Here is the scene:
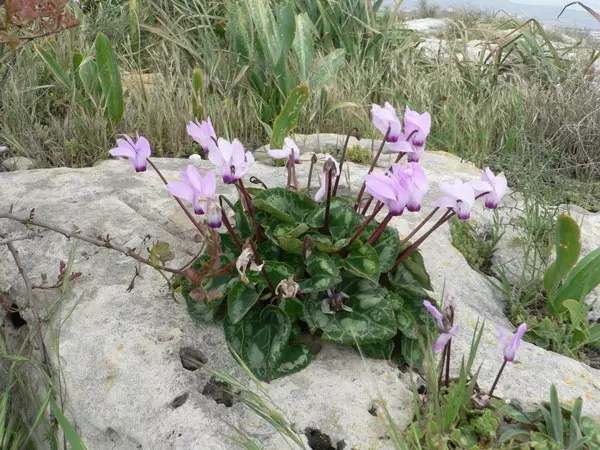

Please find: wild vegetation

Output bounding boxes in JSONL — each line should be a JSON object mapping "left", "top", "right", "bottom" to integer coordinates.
{"left": 2, "top": 0, "right": 600, "bottom": 449}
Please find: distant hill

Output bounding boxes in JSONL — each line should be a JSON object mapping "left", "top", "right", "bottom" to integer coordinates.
{"left": 396, "top": 0, "right": 600, "bottom": 30}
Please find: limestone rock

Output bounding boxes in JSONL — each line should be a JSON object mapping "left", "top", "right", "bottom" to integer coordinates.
{"left": 3, "top": 156, "right": 34, "bottom": 171}
{"left": 404, "top": 18, "right": 449, "bottom": 34}
{"left": 2, "top": 137, "right": 600, "bottom": 450}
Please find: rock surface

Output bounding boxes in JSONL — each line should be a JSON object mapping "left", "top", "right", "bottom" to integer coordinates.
{"left": 3, "top": 156, "right": 34, "bottom": 171}
{"left": 2, "top": 137, "right": 600, "bottom": 450}
{"left": 404, "top": 18, "right": 449, "bottom": 34}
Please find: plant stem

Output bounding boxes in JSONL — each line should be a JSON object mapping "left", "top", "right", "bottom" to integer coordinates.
{"left": 399, "top": 208, "right": 440, "bottom": 247}
{"left": 340, "top": 202, "right": 385, "bottom": 257}
{"left": 366, "top": 213, "right": 393, "bottom": 246}
{"left": 354, "top": 127, "right": 391, "bottom": 212}
{"left": 219, "top": 208, "right": 243, "bottom": 252}
{"left": 306, "top": 154, "right": 318, "bottom": 190}
{"left": 332, "top": 127, "right": 359, "bottom": 196}
{"left": 146, "top": 158, "right": 207, "bottom": 240}
{"left": 322, "top": 168, "right": 334, "bottom": 233}
{"left": 247, "top": 238, "right": 276, "bottom": 293}
{"left": 438, "top": 343, "right": 447, "bottom": 390}
{"left": 0, "top": 213, "right": 187, "bottom": 276}
{"left": 394, "top": 209, "right": 454, "bottom": 268}
{"left": 488, "top": 360, "right": 508, "bottom": 397}
{"left": 444, "top": 340, "right": 451, "bottom": 388}
{"left": 360, "top": 196, "right": 374, "bottom": 216}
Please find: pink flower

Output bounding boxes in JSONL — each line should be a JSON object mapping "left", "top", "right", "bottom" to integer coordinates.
{"left": 500, "top": 323, "right": 527, "bottom": 362}
{"left": 109, "top": 134, "right": 151, "bottom": 172}
{"left": 403, "top": 107, "right": 431, "bottom": 162}
{"left": 390, "top": 163, "right": 429, "bottom": 212}
{"left": 433, "top": 179, "right": 476, "bottom": 220}
{"left": 372, "top": 102, "right": 402, "bottom": 142}
{"left": 209, "top": 138, "right": 255, "bottom": 184}
{"left": 167, "top": 165, "right": 221, "bottom": 228}
{"left": 481, "top": 168, "right": 508, "bottom": 209}
{"left": 186, "top": 117, "right": 217, "bottom": 153}
{"left": 315, "top": 154, "right": 340, "bottom": 202}
{"left": 268, "top": 137, "right": 300, "bottom": 163}
{"left": 364, "top": 172, "right": 409, "bottom": 216}
{"left": 423, "top": 300, "right": 458, "bottom": 352}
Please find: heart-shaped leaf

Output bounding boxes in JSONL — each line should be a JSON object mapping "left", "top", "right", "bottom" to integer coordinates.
{"left": 303, "top": 278, "right": 395, "bottom": 345}
{"left": 234, "top": 199, "right": 254, "bottom": 240}
{"left": 343, "top": 244, "right": 381, "bottom": 282}
{"left": 307, "top": 197, "right": 357, "bottom": 240}
{"left": 227, "top": 281, "right": 260, "bottom": 324}
{"left": 298, "top": 275, "right": 341, "bottom": 294}
{"left": 253, "top": 188, "right": 316, "bottom": 223}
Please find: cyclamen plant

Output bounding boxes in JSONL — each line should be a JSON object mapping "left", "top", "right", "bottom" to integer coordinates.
{"left": 108, "top": 103, "right": 508, "bottom": 382}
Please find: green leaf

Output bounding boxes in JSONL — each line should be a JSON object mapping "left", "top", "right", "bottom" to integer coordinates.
{"left": 148, "top": 241, "right": 175, "bottom": 266}
{"left": 544, "top": 214, "right": 581, "bottom": 296}
{"left": 274, "top": 343, "right": 312, "bottom": 378}
{"left": 399, "top": 248, "right": 432, "bottom": 291}
{"left": 550, "top": 385, "right": 564, "bottom": 447}
{"left": 246, "top": 260, "right": 294, "bottom": 291}
{"left": 95, "top": 32, "right": 124, "bottom": 123}
{"left": 587, "top": 324, "right": 600, "bottom": 347}
{"left": 305, "top": 251, "right": 340, "bottom": 277}
{"left": 279, "top": 297, "right": 304, "bottom": 320}
{"left": 303, "top": 278, "right": 395, "bottom": 345}
{"left": 191, "top": 67, "right": 204, "bottom": 120}
{"left": 227, "top": 281, "right": 260, "bottom": 324}
{"left": 224, "top": 306, "right": 308, "bottom": 381}
{"left": 551, "top": 248, "right": 600, "bottom": 314}
{"left": 273, "top": 223, "right": 310, "bottom": 240}
{"left": 34, "top": 45, "right": 75, "bottom": 95}
{"left": 48, "top": 397, "right": 87, "bottom": 450}
{"left": 234, "top": 199, "right": 254, "bottom": 240}
{"left": 253, "top": 187, "right": 316, "bottom": 223}
{"left": 275, "top": 2, "right": 296, "bottom": 77}
{"left": 298, "top": 275, "right": 341, "bottom": 294}
{"left": 129, "top": 0, "right": 141, "bottom": 55}
{"left": 307, "top": 197, "right": 357, "bottom": 240}
{"left": 370, "top": 225, "right": 401, "bottom": 273}
{"left": 293, "top": 13, "right": 314, "bottom": 82}
{"left": 270, "top": 84, "right": 309, "bottom": 149}
{"left": 359, "top": 340, "right": 394, "bottom": 360}
{"left": 388, "top": 261, "right": 431, "bottom": 299}
{"left": 562, "top": 299, "right": 586, "bottom": 329}
{"left": 343, "top": 244, "right": 381, "bottom": 282}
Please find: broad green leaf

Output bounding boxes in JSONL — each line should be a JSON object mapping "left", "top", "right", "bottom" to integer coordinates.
{"left": 362, "top": 221, "right": 401, "bottom": 273}
{"left": 562, "top": 299, "right": 586, "bottom": 329}
{"left": 588, "top": 324, "right": 600, "bottom": 347}
{"left": 224, "top": 306, "right": 298, "bottom": 381}
{"left": 309, "top": 49, "right": 345, "bottom": 89}
{"left": 251, "top": 0, "right": 280, "bottom": 69}
{"left": 307, "top": 197, "right": 357, "bottom": 240}
{"left": 359, "top": 340, "right": 394, "bottom": 360}
{"left": 401, "top": 249, "right": 432, "bottom": 291}
{"left": 48, "top": 397, "right": 87, "bottom": 450}
{"left": 273, "top": 343, "right": 312, "bottom": 378}
{"left": 228, "top": 2, "right": 253, "bottom": 59}
{"left": 343, "top": 244, "right": 380, "bottom": 282}
{"left": 551, "top": 248, "right": 600, "bottom": 314}
{"left": 95, "top": 32, "right": 124, "bottom": 123}
{"left": 279, "top": 297, "right": 304, "bottom": 320}
{"left": 34, "top": 45, "right": 75, "bottom": 95}
{"left": 129, "top": 0, "right": 141, "bottom": 55}
{"left": 544, "top": 214, "right": 581, "bottom": 296}
{"left": 275, "top": 2, "right": 296, "bottom": 78}
{"left": 270, "top": 84, "right": 309, "bottom": 149}
{"left": 227, "top": 281, "right": 260, "bottom": 324}
{"left": 303, "top": 278, "right": 395, "bottom": 344}
{"left": 297, "top": 275, "right": 341, "bottom": 293}
{"left": 388, "top": 262, "right": 431, "bottom": 299}
{"left": 253, "top": 187, "right": 316, "bottom": 223}
{"left": 273, "top": 223, "right": 310, "bottom": 240}
{"left": 397, "top": 335, "right": 425, "bottom": 369}
{"left": 293, "top": 13, "right": 314, "bottom": 82}
{"left": 305, "top": 251, "right": 340, "bottom": 278}
{"left": 246, "top": 260, "right": 294, "bottom": 291}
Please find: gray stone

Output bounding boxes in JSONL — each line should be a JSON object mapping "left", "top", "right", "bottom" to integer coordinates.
{"left": 404, "top": 18, "right": 449, "bottom": 34}
{"left": 2, "top": 137, "right": 600, "bottom": 450}
{"left": 0, "top": 146, "right": 9, "bottom": 156}
{"left": 3, "top": 156, "right": 34, "bottom": 171}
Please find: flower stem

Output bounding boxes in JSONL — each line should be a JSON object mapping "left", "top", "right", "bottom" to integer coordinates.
{"left": 306, "top": 154, "right": 318, "bottom": 190}
{"left": 360, "top": 196, "right": 374, "bottom": 216}
{"left": 438, "top": 343, "right": 447, "bottom": 390}
{"left": 332, "top": 127, "right": 360, "bottom": 197}
{"left": 354, "top": 127, "right": 391, "bottom": 212}
{"left": 488, "top": 360, "right": 507, "bottom": 398}
{"left": 146, "top": 158, "right": 207, "bottom": 240}
{"left": 399, "top": 208, "right": 440, "bottom": 247}
{"left": 366, "top": 213, "right": 393, "bottom": 246}
{"left": 247, "top": 239, "right": 276, "bottom": 293}
{"left": 340, "top": 202, "right": 384, "bottom": 257}
{"left": 394, "top": 209, "right": 454, "bottom": 268}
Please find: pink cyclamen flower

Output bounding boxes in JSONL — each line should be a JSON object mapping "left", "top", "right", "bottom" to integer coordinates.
{"left": 268, "top": 137, "right": 300, "bottom": 163}
{"left": 109, "top": 134, "right": 151, "bottom": 172}
{"left": 423, "top": 300, "right": 458, "bottom": 352}
{"left": 433, "top": 179, "right": 476, "bottom": 220}
{"left": 403, "top": 107, "right": 431, "bottom": 162}
{"left": 364, "top": 171, "right": 409, "bottom": 216}
{"left": 390, "top": 162, "right": 429, "bottom": 212}
{"left": 315, "top": 154, "right": 340, "bottom": 202}
{"left": 167, "top": 165, "right": 222, "bottom": 228}
{"left": 480, "top": 168, "right": 508, "bottom": 209}
{"left": 187, "top": 117, "right": 217, "bottom": 153}
{"left": 209, "top": 138, "right": 255, "bottom": 184}
{"left": 501, "top": 323, "right": 527, "bottom": 362}
{"left": 372, "top": 102, "right": 402, "bottom": 142}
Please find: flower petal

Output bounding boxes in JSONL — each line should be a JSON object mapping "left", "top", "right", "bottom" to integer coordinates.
{"left": 168, "top": 181, "right": 195, "bottom": 203}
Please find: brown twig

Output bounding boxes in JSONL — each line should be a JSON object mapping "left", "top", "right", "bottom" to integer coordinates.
{"left": 0, "top": 213, "right": 187, "bottom": 276}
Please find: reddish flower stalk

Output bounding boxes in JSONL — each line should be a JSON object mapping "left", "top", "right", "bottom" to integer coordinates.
{"left": 354, "top": 127, "right": 391, "bottom": 212}
{"left": 366, "top": 213, "right": 393, "bottom": 246}
{"left": 340, "top": 202, "right": 385, "bottom": 257}
{"left": 237, "top": 179, "right": 264, "bottom": 242}
{"left": 399, "top": 207, "right": 440, "bottom": 246}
